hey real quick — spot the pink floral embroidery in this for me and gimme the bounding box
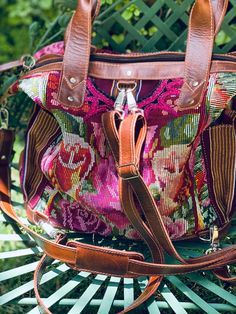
[19,42,227,239]
[34,42,64,59]
[55,134,95,192]
[81,155,131,230]
[162,216,188,239]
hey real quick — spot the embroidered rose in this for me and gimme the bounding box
[47,198,111,236]
[54,133,95,192]
[80,155,131,230]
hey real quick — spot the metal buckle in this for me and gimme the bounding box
[38,220,65,239]
[120,174,140,180]
[21,54,36,71]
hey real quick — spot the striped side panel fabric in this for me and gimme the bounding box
[209,124,236,218]
[22,108,60,202]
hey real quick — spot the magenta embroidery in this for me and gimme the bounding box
[45,196,112,235]
[17,42,233,239]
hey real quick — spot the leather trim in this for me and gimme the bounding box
[24,60,236,81]
[58,0,93,108]
[178,0,214,110]
[57,0,229,110]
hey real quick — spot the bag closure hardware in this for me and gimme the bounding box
[37,220,65,239]
[201,225,221,254]
[114,81,143,117]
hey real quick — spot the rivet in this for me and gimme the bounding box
[67,96,74,102]
[1,155,6,160]
[188,99,195,105]
[69,77,77,84]
[127,70,132,76]
[192,81,199,87]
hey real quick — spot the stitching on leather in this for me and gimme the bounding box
[77,243,136,259]
[105,114,164,265]
[215,0,227,34]
[125,183,164,262]
[129,175,186,263]
[91,61,183,68]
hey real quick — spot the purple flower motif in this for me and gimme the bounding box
[80,155,131,230]
[47,198,112,236]
[162,216,188,239]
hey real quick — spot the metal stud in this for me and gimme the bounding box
[127,70,132,76]
[67,96,74,102]
[188,99,195,105]
[1,155,6,160]
[192,81,199,87]
[69,77,77,84]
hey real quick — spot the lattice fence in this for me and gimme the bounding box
[92,0,236,53]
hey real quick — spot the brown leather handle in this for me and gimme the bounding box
[57,0,94,109]
[58,0,228,110]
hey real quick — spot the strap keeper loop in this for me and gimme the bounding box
[117,162,139,180]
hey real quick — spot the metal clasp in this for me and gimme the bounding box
[21,54,36,71]
[205,225,221,254]
[38,220,65,239]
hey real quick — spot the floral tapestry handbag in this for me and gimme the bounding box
[1,0,236,313]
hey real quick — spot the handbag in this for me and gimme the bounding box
[1,0,236,313]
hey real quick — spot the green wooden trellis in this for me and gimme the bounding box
[1,0,236,313]
[92,0,236,53]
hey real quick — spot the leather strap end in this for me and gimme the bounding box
[58,0,93,108]
[67,241,144,277]
[57,78,87,108]
[177,81,206,110]
[177,0,215,110]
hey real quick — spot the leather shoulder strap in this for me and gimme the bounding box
[57,0,93,108]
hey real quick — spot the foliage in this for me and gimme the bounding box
[0,0,235,129]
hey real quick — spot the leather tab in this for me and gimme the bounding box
[178,0,215,110]
[58,0,93,108]
[118,113,146,180]
[68,241,144,276]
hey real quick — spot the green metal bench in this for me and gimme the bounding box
[1,0,236,313]
[1,185,236,313]
[1,184,236,314]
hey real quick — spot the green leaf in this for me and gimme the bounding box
[112,34,125,44]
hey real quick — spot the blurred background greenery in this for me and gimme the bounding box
[0,0,236,131]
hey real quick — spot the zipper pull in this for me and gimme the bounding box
[114,88,126,114]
